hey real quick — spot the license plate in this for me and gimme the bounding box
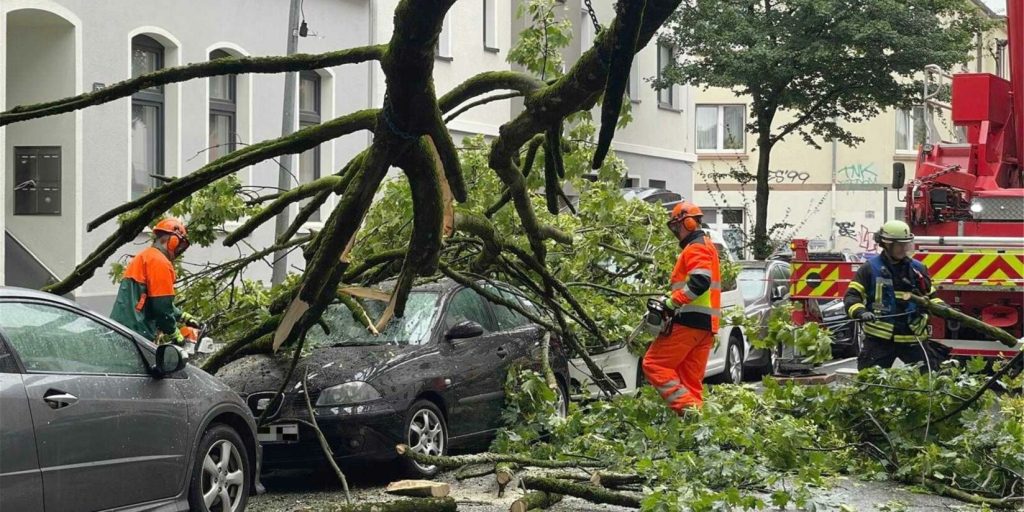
[257,423,299,443]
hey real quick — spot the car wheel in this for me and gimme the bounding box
[711,335,744,385]
[402,400,448,477]
[554,381,569,418]
[188,424,250,512]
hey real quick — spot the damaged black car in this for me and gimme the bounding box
[215,279,570,477]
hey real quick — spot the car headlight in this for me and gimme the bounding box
[315,381,382,406]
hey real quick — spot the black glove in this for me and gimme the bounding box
[857,310,876,322]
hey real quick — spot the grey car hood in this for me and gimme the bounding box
[215,343,424,396]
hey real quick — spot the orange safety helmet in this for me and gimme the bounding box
[668,202,704,232]
[153,217,190,258]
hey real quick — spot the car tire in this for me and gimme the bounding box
[710,334,744,385]
[188,424,251,512]
[554,380,569,418]
[401,400,448,478]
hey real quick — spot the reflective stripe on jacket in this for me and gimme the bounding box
[669,230,721,333]
[109,246,180,341]
[843,254,941,343]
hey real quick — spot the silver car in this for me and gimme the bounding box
[0,287,262,512]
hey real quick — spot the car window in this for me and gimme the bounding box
[0,302,148,375]
[737,268,767,303]
[308,292,440,347]
[484,285,530,331]
[770,265,789,288]
[444,288,497,334]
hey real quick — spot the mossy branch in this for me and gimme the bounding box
[225,176,342,246]
[1,46,385,126]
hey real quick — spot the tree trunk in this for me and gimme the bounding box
[510,491,563,512]
[395,445,605,469]
[901,292,1019,347]
[753,128,774,260]
[385,480,451,498]
[312,497,457,512]
[519,476,641,508]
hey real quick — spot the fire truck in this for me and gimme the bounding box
[788,1,1024,360]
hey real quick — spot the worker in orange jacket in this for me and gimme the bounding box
[642,202,721,412]
[110,218,198,346]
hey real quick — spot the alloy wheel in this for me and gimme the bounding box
[408,408,445,473]
[201,440,245,512]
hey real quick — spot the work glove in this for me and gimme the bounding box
[664,296,680,311]
[171,329,187,347]
[180,311,202,329]
[856,310,877,322]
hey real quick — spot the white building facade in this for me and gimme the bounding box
[2,0,695,311]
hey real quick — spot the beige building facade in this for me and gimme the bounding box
[691,6,1007,259]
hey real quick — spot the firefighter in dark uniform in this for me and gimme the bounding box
[844,220,945,371]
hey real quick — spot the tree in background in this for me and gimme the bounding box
[657,0,989,258]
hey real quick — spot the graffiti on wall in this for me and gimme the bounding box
[857,224,878,252]
[835,221,857,240]
[769,170,811,184]
[836,163,878,184]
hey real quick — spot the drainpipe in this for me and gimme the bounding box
[271,0,303,285]
[829,124,838,251]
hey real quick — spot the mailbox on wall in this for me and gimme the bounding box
[14,146,61,215]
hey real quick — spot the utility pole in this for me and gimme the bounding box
[272,0,302,285]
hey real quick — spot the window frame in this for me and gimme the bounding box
[483,0,499,52]
[0,299,154,377]
[695,104,746,153]
[131,35,166,199]
[656,43,674,108]
[436,12,454,61]
[895,106,926,153]
[298,70,323,222]
[648,179,667,189]
[208,49,237,159]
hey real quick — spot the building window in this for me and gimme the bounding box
[209,50,236,161]
[484,0,498,51]
[626,59,640,102]
[896,106,926,151]
[299,71,322,222]
[437,13,453,60]
[894,206,906,221]
[722,209,743,225]
[657,43,673,107]
[696,105,745,152]
[648,179,666,189]
[131,35,165,200]
[621,177,639,188]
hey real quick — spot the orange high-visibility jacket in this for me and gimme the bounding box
[669,230,721,333]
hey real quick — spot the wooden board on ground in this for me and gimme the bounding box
[385,479,451,498]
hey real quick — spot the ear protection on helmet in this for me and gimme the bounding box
[682,216,700,232]
[873,230,883,246]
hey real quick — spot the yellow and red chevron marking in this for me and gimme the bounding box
[915,251,1024,287]
[789,262,858,298]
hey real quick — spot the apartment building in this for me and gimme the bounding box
[2,0,695,311]
[690,1,1006,258]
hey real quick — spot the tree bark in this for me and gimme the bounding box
[395,445,605,469]
[901,292,1019,347]
[510,491,563,512]
[313,497,457,512]
[753,128,774,260]
[519,476,641,508]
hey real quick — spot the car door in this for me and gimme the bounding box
[0,300,190,512]
[439,287,507,437]
[0,338,43,512]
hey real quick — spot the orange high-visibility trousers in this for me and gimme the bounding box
[642,324,714,412]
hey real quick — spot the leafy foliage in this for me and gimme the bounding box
[495,364,1024,510]
[656,0,990,258]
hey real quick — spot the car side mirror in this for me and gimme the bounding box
[445,321,484,341]
[153,345,186,377]
[771,285,788,301]
[892,162,906,190]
